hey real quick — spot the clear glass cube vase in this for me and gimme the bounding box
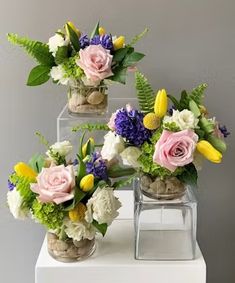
[134,177,197,260]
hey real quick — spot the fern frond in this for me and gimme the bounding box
[190,83,208,105]
[128,28,149,47]
[135,71,154,113]
[7,33,54,67]
[72,123,109,132]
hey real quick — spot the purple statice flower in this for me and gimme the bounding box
[73,159,79,166]
[86,152,108,180]
[90,34,113,50]
[219,125,230,138]
[115,108,152,146]
[79,34,90,49]
[8,179,15,191]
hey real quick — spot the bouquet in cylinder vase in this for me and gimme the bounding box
[100,72,230,200]
[7,22,147,115]
[7,132,135,262]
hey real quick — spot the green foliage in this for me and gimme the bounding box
[122,52,145,67]
[112,175,136,189]
[55,46,69,64]
[90,21,100,39]
[92,220,107,236]
[62,56,83,80]
[163,122,180,132]
[135,71,155,113]
[190,83,207,105]
[178,163,198,187]
[27,65,51,86]
[29,154,45,173]
[110,67,127,84]
[65,23,80,51]
[179,90,190,110]
[64,186,86,211]
[72,123,109,132]
[7,33,54,66]
[9,173,36,209]
[168,94,180,109]
[35,131,50,148]
[128,28,149,47]
[107,165,136,178]
[32,200,65,230]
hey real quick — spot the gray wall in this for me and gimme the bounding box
[0,0,234,282]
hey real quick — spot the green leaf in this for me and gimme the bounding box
[79,131,86,157]
[90,21,100,39]
[7,33,54,66]
[86,140,95,156]
[109,66,127,84]
[189,99,201,117]
[128,28,149,47]
[195,129,205,139]
[107,164,136,178]
[123,52,145,67]
[35,132,50,148]
[27,65,51,86]
[190,83,207,105]
[64,186,86,211]
[135,71,155,113]
[179,90,190,110]
[92,220,107,236]
[113,47,129,62]
[76,155,86,184]
[178,163,198,187]
[168,94,180,109]
[65,23,80,51]
[29,154,45,173]
[112,175,135,189]
[207,135,227,153]
[72,123,109,132]
[55,46,69,64]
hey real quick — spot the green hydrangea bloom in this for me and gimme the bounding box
[163,122,181,132]
[62,55,83,80]
[32,200,66,230]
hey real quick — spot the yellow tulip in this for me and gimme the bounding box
[82,138,95,158]
[80,174,95,192]
[196,140,222,163]
[143,113,160,130]
[14,162,37,180]
[113,36,125,50]
[99,27,106,36]
[154,89,168,118]
[66,21,81,37]
[69,203,86,222]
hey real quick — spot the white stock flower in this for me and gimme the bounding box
[48,34,69,56]
[46,141,73,159]
[64,219,96,241]
[50,65,70,85]
[120,146,141,168]
[164,109,198,130]
[85,187,121,225]
[101,131,125,161]
[7,189,28,220]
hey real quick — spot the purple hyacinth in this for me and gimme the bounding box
[90,34,113,50]
[115,108,152,146]
[8,179,15,191]
[168,105,177,116]
[86,152,108,180]
[219,125,230,138]
[79,34,90,49]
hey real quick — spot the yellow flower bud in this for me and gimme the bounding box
[113,36,125,50]
[69,203,86,222]
[99,27,106,36]
[143,113,161,130]
[14,162,37,180]
[80,174,95,192]
[154,89,168,118]
[66,21,81,37]
[196,140,222,163]
[82,138,95,158]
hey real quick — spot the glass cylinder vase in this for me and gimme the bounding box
[47,232,96,262]
[68,84,108,115]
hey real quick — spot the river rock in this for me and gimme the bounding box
[54,240,69,251]
[87,91,105,105]
[165,177,185,194]
[140,175,152,189]
[150,177,166,194]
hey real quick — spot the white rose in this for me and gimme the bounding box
[101,131,125,161]
[164,109,198,130]
[85,187,121,225]
[50,65,70,85]
[48,34,69,56]
[120,146,141,168]
[7,189,28,220]
[46,141,73,159]
[64,219,96,241]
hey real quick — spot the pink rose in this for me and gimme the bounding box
[31,165,75,204]
[107,111,117,131]
[76,45,113,85]
[153,129,198,172]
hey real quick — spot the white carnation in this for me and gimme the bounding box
[85,187,121,225]
[101,131,125,161]
[164,109,198,130]
[120,146,141,168]
[64,219,96,241]
[7,189,28,220]
[46,140,73,159]
[50,65,70,85]
[48,34,69,56]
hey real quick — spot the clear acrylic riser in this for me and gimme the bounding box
[57,98,138,156]
[134,178,197,260]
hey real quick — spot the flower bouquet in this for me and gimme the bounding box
[101,72,229,200]
[7,133,135,262]
[7,22,147,115]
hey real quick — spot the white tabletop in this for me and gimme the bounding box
[35,218,206,283]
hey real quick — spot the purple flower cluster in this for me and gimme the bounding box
[219,125,230,138]
[86,152,108,180]
[79,34,113,50]
[8,179,15,191]
[79,34,90,49]
[115,108,152,146]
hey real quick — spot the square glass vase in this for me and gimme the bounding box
[134,178,197,260]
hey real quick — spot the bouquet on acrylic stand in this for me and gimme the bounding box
[7,133,135,262]
[7,22,147,114]
[100,72,229,200]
